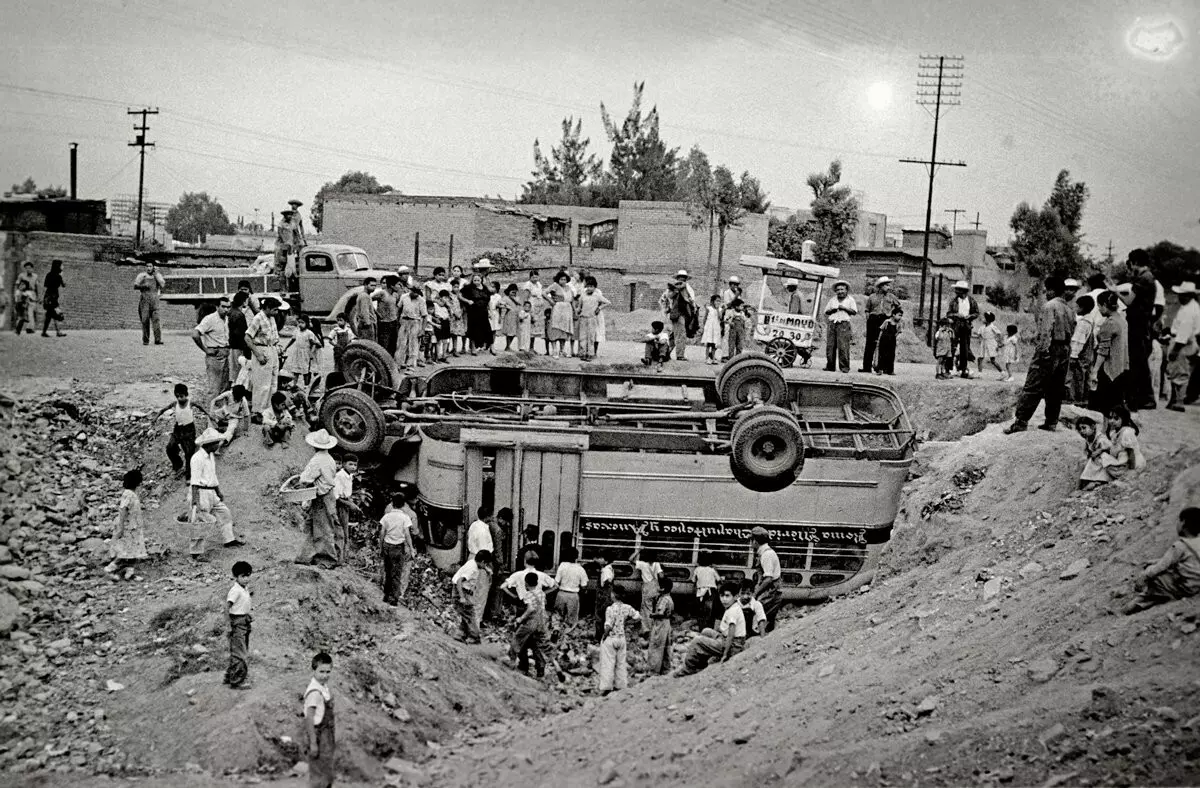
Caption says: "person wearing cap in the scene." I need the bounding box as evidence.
[287,200,307,248]
[245,296,282,420]
[1005,276,1076,434]
[1165,281,1200,412]
[721,275,742,308]
[750,526,782,632]
[274,210,299,277]
[295,429,341,568]
[862,276,900,373]
[945,280,980,379]
[1124,249,1159,411]
[192,296,232,398]
[189,427,242,559]
[133,260,166,346]
[660,271,696,361]
[784,278,805,315]
[822,279,857,373]
[1062,278,1081,300]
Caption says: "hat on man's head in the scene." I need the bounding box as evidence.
[954,280,970,290]
[676,269,689,279]
[281,209,295,216]
[196,428,224,447]
[473,259,493,270]
[833,279,850,289]
[875,276,893,286]
[1063,278,1081,289]
[728,275,740,284]
[305,429,338,450]
[396,265,410,274]
[785,278,800,288]
[750,526,770,540]
[288,199,303,207]
[1172,281,1198,295]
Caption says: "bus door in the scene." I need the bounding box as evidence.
[461,428,588,570]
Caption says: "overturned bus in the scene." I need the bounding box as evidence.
[319,348,916,602]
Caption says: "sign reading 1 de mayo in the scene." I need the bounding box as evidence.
[753,311,816,344]
[579,516,891,546]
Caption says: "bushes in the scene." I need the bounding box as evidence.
[985,283,1022,311]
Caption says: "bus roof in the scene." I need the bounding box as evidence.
[739,254,841,280]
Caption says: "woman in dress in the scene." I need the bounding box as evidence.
[41,259,66,337]
[499,283,521,351]
[459,273,492,355]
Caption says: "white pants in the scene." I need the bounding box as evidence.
[249,346,279,414]
[190,489,238,555]
[597,635,628,692]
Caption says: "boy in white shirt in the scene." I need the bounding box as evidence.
[738,579,769,638]
[379,492,415,605]
[452,550,492,644]
[303,652,336,787]
[224,561,252,689]
[675,582,747,676]
[501,554,557,604]
[333,454,361,562]
[552,546,589,632]
[594,555,615,642]
[693,552,720,629]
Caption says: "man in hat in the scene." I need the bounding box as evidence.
[862,276,900,373]
[660,271,696,361]
[275,210,302,277]
[1124,249,1159,410]
[784,278,805,315]
[750,526,782,632]
[721,275,742,307]
[192,296,231,398]
[1005,276,1076,434]
[133,260,166,346]
[1165,281,1200,412]
[945,280,980,378]
[245,297,282,420]
[822,279,857,373]
[1063,278,1081,301]
[296,429,341,568]
[287,200,307,248]
[189,427,242,559]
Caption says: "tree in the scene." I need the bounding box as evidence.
[710,167,770,289]
[599,82,679,203]
[984,283,1022,311]
[806,160,859,266]
[521,117,602,206]
[8,177,67,198]
[1138,241,1200,289]
[1009,170,1089,291]
[165,192,235,244]
[768,215,813,262]
[312,171,394,232]
[675,146,716,273]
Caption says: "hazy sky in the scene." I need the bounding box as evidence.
[3,0,1198,257]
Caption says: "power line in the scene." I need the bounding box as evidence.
[127,107,158,249]
[945,208,966,233]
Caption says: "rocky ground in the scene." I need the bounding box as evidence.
[1,329,1197,788]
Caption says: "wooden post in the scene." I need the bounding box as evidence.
[629,283,636,311]
[413,231,420,275]
[448,233,454,269]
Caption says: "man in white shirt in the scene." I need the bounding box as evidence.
[452,550,492,643]
[1166,281,1200,412]
[552,546,589,631]
[192,297,231,399]
[675,582,747,676]
[189,428,242,559]
[823,279,857,373]
[751,526,782,632]
[693,554,721,628]
[467,505,494,560]
[380,492,416,605]
[501,558,557,603]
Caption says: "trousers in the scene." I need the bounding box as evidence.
[382,542,411,604]
[190,489,238,555]
[1014,343,1070,426]
[678,629,745,676]
[597,635,629,692]
[377,320,398,356]
[861,314,884,371]
[139,299,161,344]
[670,315,688,359]
[206,349,231,399]
[225,614,250,687]
[825,321,851,372]
[399,319,422,370]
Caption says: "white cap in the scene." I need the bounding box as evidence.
[676,269,689,278]
[473,259,493,270]
[875,276,893,286]
[954,280,970,290]
[785,278,800,288]
[1063,278,1081,288]
[728,275,740,284]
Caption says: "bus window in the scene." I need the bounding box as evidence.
[578,534,629,565]
[417,502,461,551]
[540,530,555,566]
[559,531,574,558]
[811,544,866,574]
[701,540,751,569]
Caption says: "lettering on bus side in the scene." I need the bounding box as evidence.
[579,516,888,545]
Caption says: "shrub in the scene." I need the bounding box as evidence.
[985,283,1022,311]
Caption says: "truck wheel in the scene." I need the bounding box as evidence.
[340,339,401,395]
[320,388,385,454]
[730,405,804,492]
[765,338,798,368]
[718,357,788,408]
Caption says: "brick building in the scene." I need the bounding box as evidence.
[322,194,768,309]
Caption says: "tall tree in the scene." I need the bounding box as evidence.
[1140,240,1200,288]
[521,116,602,205]
[599,82,679,203]
[768,215,812,262]
[312,171,394,232]
[711,167,771,289]
[1009,169,1089,290]
[676,146,716,273]
[165,192,236,244]
[8,177,66,198]
[806,160,859,266]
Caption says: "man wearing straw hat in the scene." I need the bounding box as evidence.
[189,427,243,560]
[1165,281,1200,412]
[296,429,341,568]
[822,279,857,373]
[287,199,307,248]
[945,280,980,379]
[862,276,899,373]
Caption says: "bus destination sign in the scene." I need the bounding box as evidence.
[579,516,891,545]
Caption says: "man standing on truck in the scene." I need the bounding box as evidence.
[275,210,300,277]
[287,199,307,247]
[132,260,166,346]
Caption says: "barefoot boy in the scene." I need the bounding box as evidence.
[224,561,252,688]
[304,652,336,788]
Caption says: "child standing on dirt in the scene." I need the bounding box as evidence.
[517,301,533,352]
[1000,325,1019,382]
[379,491,415,605]
[506,572,550,678]
[282,314,319,387]
[304,651,337,788]
[1123,507,1200,614]
[333,454,361,563]
[105,468,149,578]
[261,391,294,448]
[725,298,749,358]
[976,312,1005,376]
[646,576,675,675]
[452,549,491,644]
[156,383,206,481]
[701,294,723,365]
[12,280,33,335]
[224,560,252,689]
[597,586,641,695]
[933,318,955,379]
[330,314,355,370]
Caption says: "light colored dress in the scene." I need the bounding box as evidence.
[517,310,532,350]
[576,291,610,353]
[488,293,503,332]
[701,304,723,345]
[549,300,575,340]
[112,489,149,561]
[283,329,316,376]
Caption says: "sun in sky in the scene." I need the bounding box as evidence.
[867,81,892,110]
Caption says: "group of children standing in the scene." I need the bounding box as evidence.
[934,312,1020,381]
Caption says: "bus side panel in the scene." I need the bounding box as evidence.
[415,432,466,572]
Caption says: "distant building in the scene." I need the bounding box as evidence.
[0,196,107,235]
[322,194,769,309]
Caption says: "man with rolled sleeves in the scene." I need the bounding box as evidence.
[861,276,899,373]
[751,526,783,632]
[192,297,231,398]
[1005,276,1076,433]
[132,260,166,345]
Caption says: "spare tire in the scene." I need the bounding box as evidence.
[339,339,401,395]
[730,405,804,492]
[715,350,774,391]
[718,357,788,408]
[320,388,386,455]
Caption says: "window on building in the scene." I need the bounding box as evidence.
[868,223,879,247]
[533,218,569,246]
[586,220,616,250]
[972,284,984,295]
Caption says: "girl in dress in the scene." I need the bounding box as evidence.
[500,284,521,351]
[106,468,149,577]
[701,294,723,365]
[977,312,1005,376]
[1102,406,1146,477]
[448,279,467,355]
[282,315,319,388]
[517,301,533,352]
[433,291,452,361]
[575,277,610,362]
[547,290,574,357]
[488,281,503,352]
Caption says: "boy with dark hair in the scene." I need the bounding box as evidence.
[643,320,670,371]
[379,492,415,605]
[304,651,336,788]
[506,572,550,678]
[646,576,675,675]
[552,545,588,633]
[738,578,769,637]
[452,549,492,644]
[156,383,206,480]
[261,390,295,447]
[676,581,747,676]
[1123,507,1200,614]
[211,385,251,447]
[224,561,252,689]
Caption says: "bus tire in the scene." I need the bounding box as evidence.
[320,388,385,454]
[730,405,804,492]
[718,357,788,408]
[339,339,401,394]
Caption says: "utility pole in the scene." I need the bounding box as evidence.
[900,54,966,344]
[127,107,158,249]
[971,212,982,230]
[945,208,966,233]
[1104,240,1115,268]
